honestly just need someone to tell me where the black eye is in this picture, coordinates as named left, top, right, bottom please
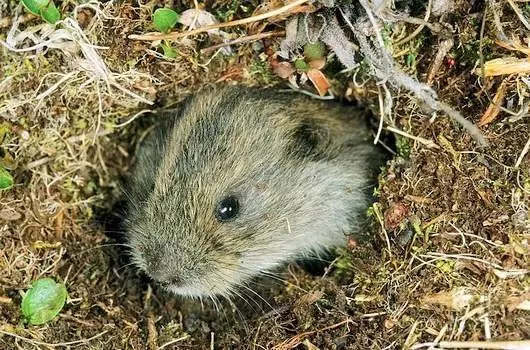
left=216, top=196, right=240, bottom=222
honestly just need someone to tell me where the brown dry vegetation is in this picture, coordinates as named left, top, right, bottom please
left=0, top=0, right=529, bottom=349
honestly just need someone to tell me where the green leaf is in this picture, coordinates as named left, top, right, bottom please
left=303, top=42, right=325, bottom=61
left=21, top=278, right=67, bottom=325
left=294, top=58, right=309, bottom=72
left=160, top=42, right=178, bottom=58
left=21, top=0, right=47, bottom=15
left=40, top=1, right=60, bottom=24
left=153, top=8, right=180, bottom=33
left=21, top=0, right=61, bottom=24
left=0, top=166, right=13, bottom=190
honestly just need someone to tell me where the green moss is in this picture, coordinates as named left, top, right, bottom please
left=248, top=58, right=276, bottom=85
left=215, top=0, right=249, bottom=22
left=395, top=136, right=411, bottom=158
left=436, top=260, right=456, bottom=274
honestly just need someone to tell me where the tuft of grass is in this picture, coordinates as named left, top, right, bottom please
left=248, top=57, right=276, bottom=85
left=395, top=136, right=411, bottom=158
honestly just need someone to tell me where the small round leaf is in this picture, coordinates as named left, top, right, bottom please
left=294, top=58, right=309, bottom=72
left=153, top=8, right=180, bottom=33
left=21, top=278, right=67, bottom=325
left=0, top=166, right=13, bottom=190
left=21, top=0, right=61, bottom=24
left=303, top=42, right=326, bottom=61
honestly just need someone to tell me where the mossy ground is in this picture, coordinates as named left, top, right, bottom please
left=0, top=1, right=528, bottom=349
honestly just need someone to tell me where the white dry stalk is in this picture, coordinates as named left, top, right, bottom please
left=414, top=252, right=530, bottom=276
left=179, top=8, right=233, bottom=55
left=385, top=126, right=439, bottom=149
left=0, top=8, right=153, bottom=125
left=324, top=3, right=488, bottom=147
left=411, top=340, right=530, bottom=350
left=507, top=0, right=530, bottom=31
left=515, top=136, right=530, bottom=168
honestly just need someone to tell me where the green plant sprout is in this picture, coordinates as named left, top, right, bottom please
left=0, top=166, right=13, bottom=190
left=153, top=8, right=180, bottom=59
left=21, top=0, right=61, bottom=24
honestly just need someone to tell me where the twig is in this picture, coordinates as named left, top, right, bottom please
left=157, top=335, right=191, bottom=349
left=385, top=126, right=439, bottom=149
left=147, top=312, right=158, bottom=350
left=67, top=129, right=114, bottom=143
left=129, top=0, right=309, bottom=41
left=437, top=101, right=488, bottom=146
left=478, top=1, right=488, bottom=79
left=59, top=313, right=97, bottom=327
left=282, top=84, right=335, bottom=100
left=488, top=0, right=509, bottom=41
left=358, top=0, right=385, bottom=48
left=411, top=340, right=530, bottom=350
left=374, top=84, right=386, bottom=144
left=340, top=6, right=488, bottom=146
left=25, top=157, right=52, bottom=170
left=201, top=30, right=285, bottom=54
left=428, top=325, right=448, bottom=350
left=273, top=318, right=353, bottom=349
left=372, top=203, right=392, bottom=255
left=0, top=296, right=12, bottom=304
left=114, top=109, right=152, bottom=128
left=0, top=329, right=108, bottom=348
left=507, top=0, right=530, bottom=30
left=395, top=0, right=433, bottom=46
left=514, top=136, right=530, bottom=168
left=404, top=321, right=420, bottom=349
left=190, top=0, right=201, bottom=30
left=427, top=38, right=454, bottom=85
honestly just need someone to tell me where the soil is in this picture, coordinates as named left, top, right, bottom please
left=0, top=1, right=528, bottom=349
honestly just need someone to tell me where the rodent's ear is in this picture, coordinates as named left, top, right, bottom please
left=290, top=119, right=333, bottom=161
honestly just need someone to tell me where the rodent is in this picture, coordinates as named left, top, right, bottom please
left=123, top=86, right=384, bottom=298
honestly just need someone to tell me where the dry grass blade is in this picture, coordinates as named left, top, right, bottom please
left=507, top=0, right=530, bottom=30
left=515, top=136, right=530, bottom=168
left=394, top=0, right=432, bottom=46
left=157, top=335, right=191, bottom=349
left=479, top=58, right=530, bottom=77
left=129, top=0, right=309, bottom=41
left=0, top=329, right=108, bottom=348
left=272, top=318, right=352, bottom=349
left=385, top=126, right=439, bottom=149
left=478, top=77, right=510, bottom=126
left=411, top=340, right=530, bottom=349
left=201, top=30, right=285, bottom=54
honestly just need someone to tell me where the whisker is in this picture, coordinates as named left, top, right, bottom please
left=71, top=243, right=134, bottom=258
left=116, top=261, right=138, bottom=273
left=239, top=283, right=274, bottom=312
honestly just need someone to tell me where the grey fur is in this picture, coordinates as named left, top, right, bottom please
left=124, top=86, right=384, bottom=298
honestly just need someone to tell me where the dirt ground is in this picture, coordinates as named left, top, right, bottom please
left=0, top=0, right=529, bottom=349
